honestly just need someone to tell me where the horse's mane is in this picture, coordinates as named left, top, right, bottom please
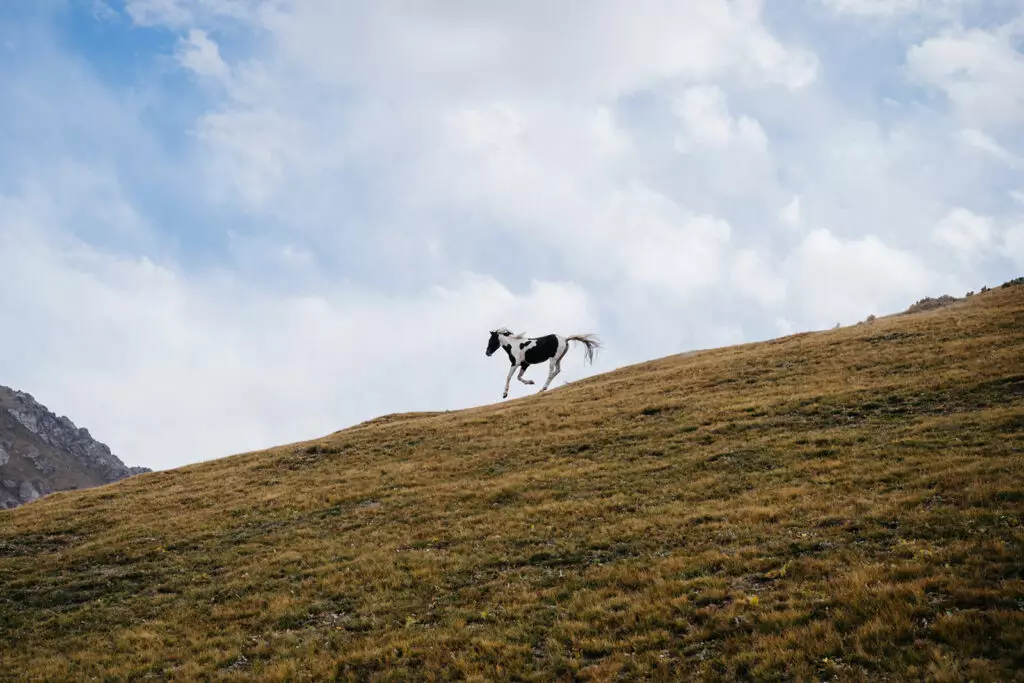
left=496, top=327, right=526, bottom=339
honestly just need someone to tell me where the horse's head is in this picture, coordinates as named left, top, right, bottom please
left=485, top=330, right=501, bottom=356
left=486, top=327, right=510, bottom=356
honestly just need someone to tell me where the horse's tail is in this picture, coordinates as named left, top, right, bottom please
left=566, top=334, right=602, bottom=365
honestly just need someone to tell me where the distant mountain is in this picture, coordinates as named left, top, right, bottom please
left=0, top=386, right=150, bottom=508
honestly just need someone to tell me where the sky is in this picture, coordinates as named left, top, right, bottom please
left=0, top=0, right=1021, bottom=471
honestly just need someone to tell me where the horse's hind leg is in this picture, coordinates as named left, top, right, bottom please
left=540, top=344, right=570, bottom=392
left=540, top=358, right=561, bottom=392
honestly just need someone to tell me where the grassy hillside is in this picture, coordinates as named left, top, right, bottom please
left=2, top=284, right=1022, bottom=682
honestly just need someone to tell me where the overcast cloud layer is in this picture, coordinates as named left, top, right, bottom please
left=1, top=0, right=1021, bottom=470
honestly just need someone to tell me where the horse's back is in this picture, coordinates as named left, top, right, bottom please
left=522, top=334, right=559, bottom=364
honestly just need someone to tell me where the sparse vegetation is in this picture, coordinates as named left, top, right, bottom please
left=1, top=287, right=1022, bottom=681
left=904, top=294, right=958, bottom=314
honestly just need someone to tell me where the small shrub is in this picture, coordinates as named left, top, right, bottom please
left=906, top=295, right=957, bottom=314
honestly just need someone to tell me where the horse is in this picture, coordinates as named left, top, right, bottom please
left=485, top=327, right=602, bottom=399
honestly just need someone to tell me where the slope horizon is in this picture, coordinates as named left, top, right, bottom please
left=134, top=278, right=1022, bottom=473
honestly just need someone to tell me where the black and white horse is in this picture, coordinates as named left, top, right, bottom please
left=485, top=327, right=601, bottom=398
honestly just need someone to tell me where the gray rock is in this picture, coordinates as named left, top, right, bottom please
left=18, top=480, right=41, bottom=503
left=9, top=407, right=38, bottom=435
left=23, top=448, right=56, bottom=475
left=0, top=488, right=20, bottom=508
left=0, top=385, right=152, bottom=509
left=2, top=387, right=148, bottom=482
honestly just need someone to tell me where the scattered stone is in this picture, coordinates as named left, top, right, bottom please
left=226, top=655, right=251, bottom=672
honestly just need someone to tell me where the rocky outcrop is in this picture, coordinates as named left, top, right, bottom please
left=0, top=477, right=50, bottom=508
left=0, top=386, right=151, bottom=509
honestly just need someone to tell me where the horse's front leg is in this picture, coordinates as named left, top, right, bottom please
left=517, top=364, right=534, bottom=385
left=503, top=364, right=516, bottom=399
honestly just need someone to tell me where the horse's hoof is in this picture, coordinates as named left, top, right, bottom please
left=502, top=393, right=508, bottom=399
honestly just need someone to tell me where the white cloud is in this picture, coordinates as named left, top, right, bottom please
left=125, top=0, right=255, bottom=27
left=1003, top=224, right=1024, bottom=268
left=279, top=244, right=313, bottom=266
left=589, top=106, right=631, bottom=158
left=820, top=0, right=922, bottom=16
left=731, top=249, right=787, bottom=307
left=818, top=0, right=973, bottom=18
left=957, top=129, right=1023, bottom=168
left=773, top=317, right=795, bottom=336
left=176, top=29, right=231, bottom=84
left=780, top=195, right=803, bottom=228
left=181, top=1, right=813, bottom=217
left=196, top=107, right=304, bottom=209
left=91, top=1, right=119, bottom=22
left=125, top=0, right=193, bottom=26
left=597, top=186, right=733, bottom=299
left=673, top=85, right=768, bottom=152
left=932, top=207, right=994, bottom=254
left=787, top=229, right=942, bottom=325
left=907, top=24, right=1024, bottom=130
left=254, top=1, right=818, bottom=99
left=1, top=161, right=153, bottom=253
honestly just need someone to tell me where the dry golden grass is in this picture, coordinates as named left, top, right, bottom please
left=2, top=284, right=1023, bottom=682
